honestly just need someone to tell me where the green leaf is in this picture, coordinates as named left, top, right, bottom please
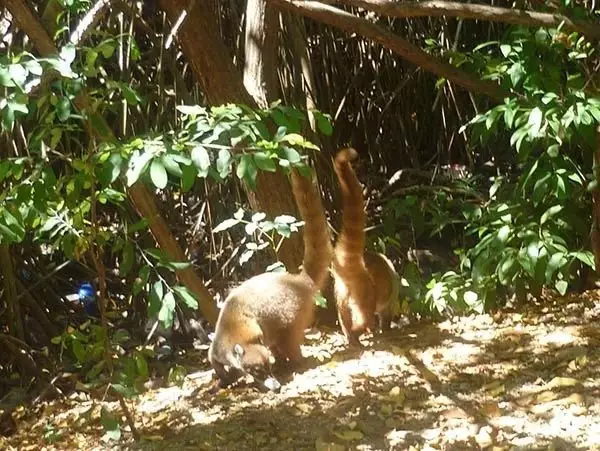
left=176, top=105, right=206, bottom=116
left=528, top=107, right=543, bottom=137
left=542, top=92, right=558, bottom=105
left=280, top=133, right=306, bottom=146
left=180, top=164, right=197, bottom=192
left=120, top=241, right=134, bottom=276
left=313, top=111, right=333, bottom=136
left=122, top=85, right=140, bottom=105
left=555, top=279, right=568, bottom=295
left=213, top=218, right=240, bottom=233
left=545, top=252, right=566, bottom=282
left=129, top=218, right=149, bottom=234
left=2, top=104, right=15, bottom=131
left=98, top=42, right=115, bottom=59
left=191, top=145, right=211, bottom=177
left=135, top=352, right=149, bottom=378
left=497, top=253, right=518, bottom=285
left=133, top=265, right=150, bottom=296
left=314, top=292, right=327, bottom=308
left=274, top=126, right=287, bottom=141
left=148, top=281, right=164, bottom=318
left=547, top=144, right=559, bottom=158
left=274, top=214, right=297, bottom=224
left=216, top=149, right=232, bottom=178
left=500, top=44, right=512, bottom=57
left=100, top=407, right=121, bottom=442
left=161, top=260, right=191, bottom=271
left=173, top=286, right=198, bottom=309
left=572, top=251, right=595, bottom=270
left=508, top=61, right=525, bottom=87
left=0, top=67, right=14, bottom=87
left=532, top=173, right=551, bottom=205
left=126, top=151, right=153, bottom=186
left=161, top=153, right=183, bottom=177
left=243, top=155, right=258, bottom=189
left=237, top=153, right=250, bottom=179
left=253, top=152, right=276, bottom=172
left=540, top=205, right=563, bottom=224
left=158, top=291, right=176, bottom=329
left=60, top=44, right=77, bottom=64
left=8, top=64, right=27, bottom=86
left=281, top=146, right=301, bottom=164
left=150, top=159, right=168, bottom=189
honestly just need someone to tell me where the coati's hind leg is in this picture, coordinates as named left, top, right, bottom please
left=276, top=326, right=305, bottom=363
left=338, top=301, right=361, bottom=346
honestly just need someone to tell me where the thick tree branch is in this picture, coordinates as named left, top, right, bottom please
left=270, top=0, right=509, bottom=101
left=338, top=0, right=600, bottom=41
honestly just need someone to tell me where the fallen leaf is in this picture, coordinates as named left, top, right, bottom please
left=315, top=437, right=345, bottom=451
left=295, top=403, right=313, bottom=414
left=536, top=391, right=558, bottom=403
left=380, top=404, right=393, bottom=416
left=484, top=381, right=505, bottom=397
left=479, top=401, right=501, bottom=417
left=390, top=345, right=405, bottom=355
left=546, top=377, right=582, bottom=390
left=333, top=429, right=364, bottom=441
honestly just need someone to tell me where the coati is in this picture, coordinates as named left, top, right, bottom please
left=332, top=148, right=400, bottom=345
left=208, top=165, right=332, bottom=391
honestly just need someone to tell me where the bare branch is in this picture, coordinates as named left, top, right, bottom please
left=337, top=0, right=600, bottom=41
left=69, top=0, right=112, bottom=46
left=270, top=0, right=509, bottom=101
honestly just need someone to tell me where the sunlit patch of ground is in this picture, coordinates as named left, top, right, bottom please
left=4, top=290, right=600, bottom=450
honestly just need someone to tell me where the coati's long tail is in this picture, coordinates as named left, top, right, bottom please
left=333, top=148, right=366, bottom=277
left=290, top=167, right=333, bottom=290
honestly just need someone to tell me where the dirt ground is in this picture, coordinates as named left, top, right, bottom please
left=4, top=290, right=600, bottom=450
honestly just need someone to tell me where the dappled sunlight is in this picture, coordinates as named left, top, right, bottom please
left=6, top=293, right=600, bottom=450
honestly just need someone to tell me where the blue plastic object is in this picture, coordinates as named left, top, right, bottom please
left=77, top=282, right=98, bottom=317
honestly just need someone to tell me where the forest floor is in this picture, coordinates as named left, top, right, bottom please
left=4, top=290, right=600, bottom=450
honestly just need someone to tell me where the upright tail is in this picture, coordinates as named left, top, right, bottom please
left=333, top=148, right=366, bottom=277
left=290, top=166, right=333, bottom=290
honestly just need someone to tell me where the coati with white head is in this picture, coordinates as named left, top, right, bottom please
left=208, top=165, right=332, bottom=390
left=332, top=148, right=400, bottom=345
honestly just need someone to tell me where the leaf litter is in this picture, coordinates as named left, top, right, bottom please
left=4, top=290, right=600, bottom=450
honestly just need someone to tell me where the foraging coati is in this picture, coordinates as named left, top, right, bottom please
left=332, top=148, right=400, bottom=345
left=208, top=165, right=332, bottom=390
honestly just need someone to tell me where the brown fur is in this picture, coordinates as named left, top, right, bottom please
left=208, top=166, right=332, bottom=388
left=332, top=148, right=399, bottom=345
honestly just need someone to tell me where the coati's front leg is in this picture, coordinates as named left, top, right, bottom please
left=376, top=307, right=393, bottom=332
left=211, top=359, right=243, bottom=388
left=274, top=326, right=305, bottom=363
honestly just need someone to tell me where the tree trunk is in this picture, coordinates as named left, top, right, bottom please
left=159, top=0, right=304, bottom=271
left=591, top=126, right=600, bottom=283
left=0, top=245, right=24, bottom=341
left=243, top=0, right=280, bottom=109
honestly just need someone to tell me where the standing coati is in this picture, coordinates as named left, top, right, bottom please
left=332, top=148, right=400, bottom=345
left=208, top=165, right=332, bottom=391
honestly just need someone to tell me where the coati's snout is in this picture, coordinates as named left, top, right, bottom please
left=232, top=343, right=281, bottom=392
